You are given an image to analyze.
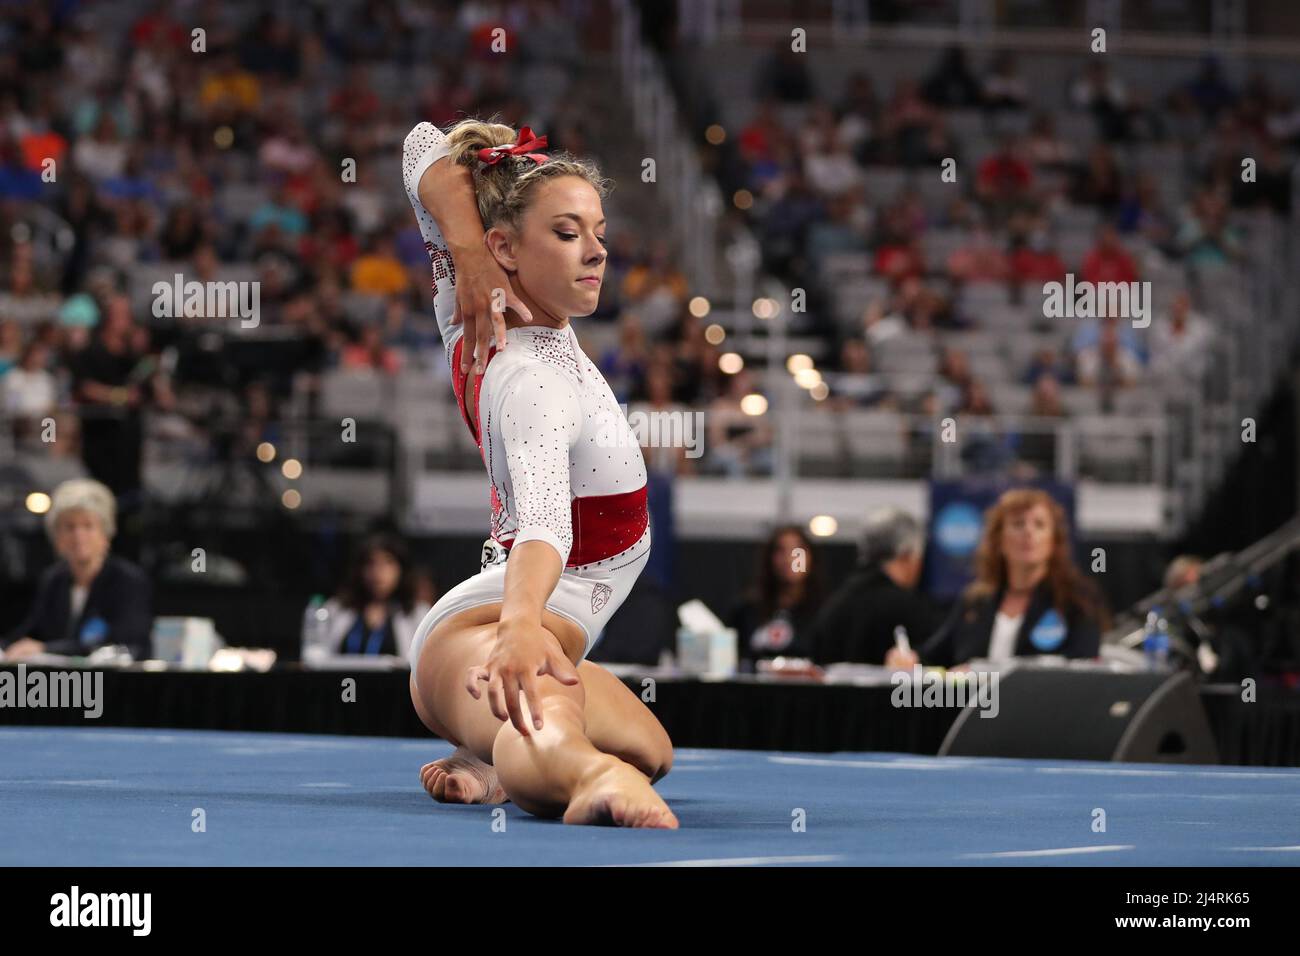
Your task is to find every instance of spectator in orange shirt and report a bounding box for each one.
[350,234,409,297]
[620,240,688,335]
[622,241,688,300]
[20,124,67,172]
[199,50,261,118]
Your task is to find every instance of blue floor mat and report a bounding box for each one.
[2,727,1297,866]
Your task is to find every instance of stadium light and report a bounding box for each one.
[793,367,822,389]
[719,352,744,374]
[809,515,838,537]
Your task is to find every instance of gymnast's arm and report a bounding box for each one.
[497,362,582,639]
[468,363,584,734]
[403,122,532,373]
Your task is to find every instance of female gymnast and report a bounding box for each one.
[400,118,677,828]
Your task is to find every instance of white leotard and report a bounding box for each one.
[401,122,652,664]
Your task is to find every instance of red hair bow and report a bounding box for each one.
[477,127,550,166]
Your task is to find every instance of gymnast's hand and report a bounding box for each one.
[451,242,533,376]
[466,619,580,736]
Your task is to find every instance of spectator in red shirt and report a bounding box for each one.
[1010,228,1067,285]
[1081,224,1139,285]
[874,235,926,284]
[129,6,188,50]
[738,99,785,165]
[977,135,1034,205]
[340,324,401,376]
[947,225,1011,283]
[328,65,380,125]
[300,208,360,274]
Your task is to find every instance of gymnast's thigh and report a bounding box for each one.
[412,603,588,763]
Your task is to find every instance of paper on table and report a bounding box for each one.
[2,652,82,667]
[301,653,408,671]
[676,598,726,634]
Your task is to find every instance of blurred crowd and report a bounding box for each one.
[1,1,1297,503]
[0,0,708,496]
[688,41,1295,474]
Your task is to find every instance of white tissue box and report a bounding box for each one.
[151,617,220,668]
[676,626,737,676]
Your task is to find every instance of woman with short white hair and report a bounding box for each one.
[1,478,153,660]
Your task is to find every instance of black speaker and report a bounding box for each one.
[938,668,1220,763]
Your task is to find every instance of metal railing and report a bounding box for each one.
[0,410,401,520]
[611,0,724,298]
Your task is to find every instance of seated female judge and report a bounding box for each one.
[1,478,153,660]
[300,533,432,662]
[725,524,825,669]
[886,488,1107,669]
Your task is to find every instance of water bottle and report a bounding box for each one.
[1142,606,1170,670]
[303,594,330,662]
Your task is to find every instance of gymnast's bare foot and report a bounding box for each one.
[563,756,679,828]
[421,746,507,804]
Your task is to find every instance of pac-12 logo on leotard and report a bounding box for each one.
[592,583,613,614]
[481,538,507,570]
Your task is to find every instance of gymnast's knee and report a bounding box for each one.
[642,730,674,783]
[621,725,674,783]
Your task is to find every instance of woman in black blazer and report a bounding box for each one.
[725,524,826,668]
[1,479,152,660]
[887,488,1107,669]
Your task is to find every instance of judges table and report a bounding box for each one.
[0,662,1297,766]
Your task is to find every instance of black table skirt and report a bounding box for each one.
[2,666,1297,766]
